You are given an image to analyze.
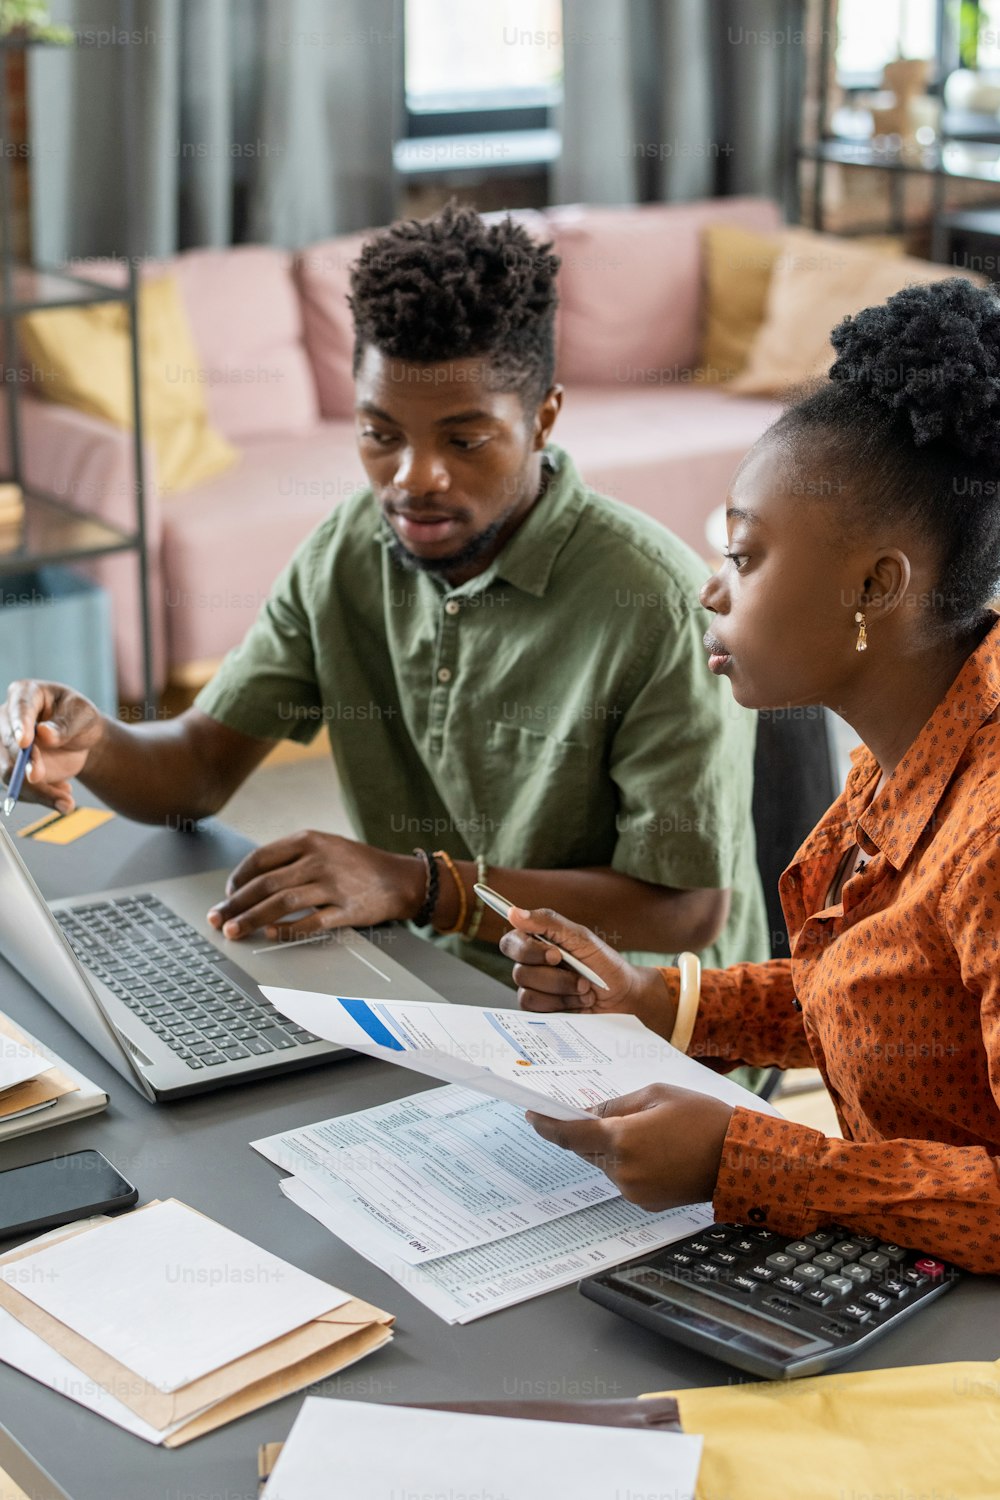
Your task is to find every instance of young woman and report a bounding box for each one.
[500,277,1000,1274]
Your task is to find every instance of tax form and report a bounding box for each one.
[262,990,780,1121]
[253,1086,619,1264]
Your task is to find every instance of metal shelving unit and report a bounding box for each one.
[0,31,153,707]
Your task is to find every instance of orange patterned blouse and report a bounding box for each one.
[681,616,1000,1273]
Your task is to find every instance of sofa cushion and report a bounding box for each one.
[551,385,783,555]
[295,233,370,420]
[547,197,783,386]
[18,275,237,493]
[160,424,367,666]
[171,246,320,439]
[730,229,985,396]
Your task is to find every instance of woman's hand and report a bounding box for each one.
[499,905,675,1032]
[528,1084,734,1211]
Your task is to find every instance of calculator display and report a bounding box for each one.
[619,1269,817,1353]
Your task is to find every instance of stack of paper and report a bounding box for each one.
[254,993,780,1324]
[0,1199,393,1446]
[262,1396,704,1500]
[0,1012,107,1139]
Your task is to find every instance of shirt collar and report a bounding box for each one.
[372,444,584,600]
[846,614,1000,868]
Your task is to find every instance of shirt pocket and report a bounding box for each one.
[481,719,612,869]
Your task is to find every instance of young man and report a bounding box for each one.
[0,205,766,985]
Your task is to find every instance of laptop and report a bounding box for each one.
[0,1423,73,1500]
[0,823,446,1101]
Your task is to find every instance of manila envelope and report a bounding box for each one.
[0,1013,77,1119]
[0,1201,394,1447]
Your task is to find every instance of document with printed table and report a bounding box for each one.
[255,1083,718,1323]
[0,1011,107,1140]
[0,1199,393,1445]
[263,990,782,1121]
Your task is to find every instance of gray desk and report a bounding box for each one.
[1,810,997,1500]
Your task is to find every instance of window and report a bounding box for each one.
[405,0,562,117]
[836,0,938,87]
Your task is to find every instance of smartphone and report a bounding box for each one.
[0,1149,138,1239]
[472,883,610,991]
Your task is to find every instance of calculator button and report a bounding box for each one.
[900,1268,928,1288]
[841,1264,872,1286]
[794,1263,826,1284]
[705,1227,733,1244]
[746,1228,780,1245]
[765,1252,797,1273]
[821,1275,853,1298]
[860,1290,892,1313]
[711,1249,740,1268]
[775,1274,805,1295]
[685,1241,712,1256]
[803,1231,836,1250]
[832,1240,862,1260]
[812,1252,845,1272]
[730,1274,758,1294]
[783,1241,815,1261]
[730,1237,758,1256]
[842,1302,873,1324]
[859,1251,890,1271]
[877,1243,907,1265]
[852,1234,880,1251]
[880,1276,911,1300]
[694,1262,723,1281]
[747,1263,776,1282]
[802,1287,834,1308]
[914,1257,946,1280]
[665,1250,696,1268]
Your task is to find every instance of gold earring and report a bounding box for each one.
[854,611,868,652]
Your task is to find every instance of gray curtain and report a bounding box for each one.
[29,0,401,263]
[555,0,806,208]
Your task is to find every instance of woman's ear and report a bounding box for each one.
[862,550,912,620]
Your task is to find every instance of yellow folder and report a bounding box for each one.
[646,1360,1000,1500]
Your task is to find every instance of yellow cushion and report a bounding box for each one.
[698,224,782,383]
[19,276,238,493]
[728,227,981,397]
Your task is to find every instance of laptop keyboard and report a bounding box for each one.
[54,893,320,1071]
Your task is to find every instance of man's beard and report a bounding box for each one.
[386,511,510,577]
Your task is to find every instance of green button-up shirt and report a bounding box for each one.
[196,444,768,983]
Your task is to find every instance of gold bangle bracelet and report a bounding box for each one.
[433,849,468,936]
[669,951,701,1054]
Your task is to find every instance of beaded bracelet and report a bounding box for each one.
[433,849,468,936]
[412,847,440,927]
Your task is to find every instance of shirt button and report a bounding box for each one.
[444,600,460,616]
[747,1207,767,1224]
[437,667,452,684]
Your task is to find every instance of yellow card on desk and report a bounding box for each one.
[30,808,115,845]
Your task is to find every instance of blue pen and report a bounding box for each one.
[3,739,34,816]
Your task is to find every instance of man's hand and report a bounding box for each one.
[0,680,106,814]
[207,830,425,941]
[499,905,673,1031]
[528,1084,734,1211]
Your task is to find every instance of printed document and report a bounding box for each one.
[263,991,779,1121]
[281,1164,714,1324]
[263,1396,703,1500]
[253,1085,619,1263]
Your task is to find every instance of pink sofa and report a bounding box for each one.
[17,198,784,698]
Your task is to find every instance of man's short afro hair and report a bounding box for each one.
[348,202,560,407]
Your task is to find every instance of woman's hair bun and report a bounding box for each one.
[828,277,1000,466]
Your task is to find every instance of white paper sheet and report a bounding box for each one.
[0,1034,50,1092]
[282,1174,714,1324]
[0,1199,350,1393]
[264,1395,703,1500]
[263,991,780,1121]
[253,1086,618,1264]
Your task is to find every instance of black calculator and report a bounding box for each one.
[580,1221,959,1379]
